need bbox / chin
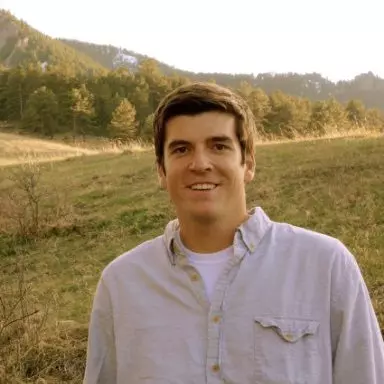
[187,207,221,223]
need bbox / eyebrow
[167,135,233,151]
[167,140,190,151]
[210,135,233,144]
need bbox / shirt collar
[163,206,273,266]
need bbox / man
[83,82,384,383]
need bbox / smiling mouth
[188,183,218,191]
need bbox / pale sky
[1,0,383,82]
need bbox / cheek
[223,166,246,182]
[165,169,183,194]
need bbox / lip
[187,183,219,190]
[187,182,219,187]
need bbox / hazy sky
[1,0,383,82]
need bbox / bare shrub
[0,160,75,240]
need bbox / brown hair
[153,82,257,171]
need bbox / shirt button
[284,333,294,341]
[212,315,221,323]
[212,363,220,373]
[190,273,199,281]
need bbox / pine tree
[108,98,137,140]
[5,66,27,120]
[69,84,95,139]
[141,113,154,141]
[21,86,59,137]
[309,98,348,135]
[346,100,366,127]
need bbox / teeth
[190,183,216,190]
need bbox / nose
[188,148,212,172]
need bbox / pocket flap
[254,316,319,343]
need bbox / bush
[0,160,75,240]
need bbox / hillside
[61,39,384,110]
[59,38,151,73]
[0,135,383,382]
[0,10,106,76]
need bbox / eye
[173,146,188,154]
[214,143,227,151]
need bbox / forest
[1,60,383,142]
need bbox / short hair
[153,82,257,170]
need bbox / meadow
[0,132,383,383]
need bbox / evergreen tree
[69,84,95,138]
[21,86,59,137]
[264,91,310,138]
[108,98,137,140]
[5,65,27,120]
[141,113,154,141]
[346,99,366,127]
[309,98,348,135]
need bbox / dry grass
[0,133,99,166]
[75,137,154,154]
[0,133,154,167]
[254,125,383,145]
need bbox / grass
[0,132,99,166]
[0,133,383,382]
[0,131,153,167]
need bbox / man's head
[154,82,257,172]
[153,82,257,226]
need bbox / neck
[178,213,249,253]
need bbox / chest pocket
[253,316,321,384]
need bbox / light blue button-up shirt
[83,207,384,384]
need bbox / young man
[83,82,384,384]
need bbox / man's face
[158,111,255,225]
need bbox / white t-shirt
[177,233,233,302]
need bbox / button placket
[173,242,209,308]
[206,251,246,382]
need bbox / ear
[157,163,167,190]
[244,154,255,184]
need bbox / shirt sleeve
[331,241,384,384]
[83,276,117,384]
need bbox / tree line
[0,59,383,142]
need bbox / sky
[1,0,383,82]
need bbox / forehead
[164,111,237,143]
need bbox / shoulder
[249,207,349,263]
[273,219,344,252]
[270,219,357,270]
[270,220,364,294]
[100,234,167,280]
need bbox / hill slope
[0,10,107,76]
[59,38,147,73]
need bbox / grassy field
[0,132,101,166]
[0,131,153,167]
[0,134,383,383]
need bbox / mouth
[188,183,218,191]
